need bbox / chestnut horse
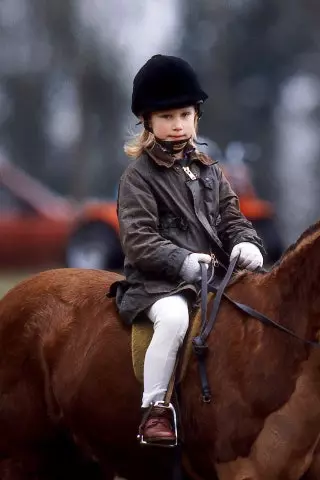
[2,222,320,480]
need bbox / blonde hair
[124,129,155,158]
[124,113,200,159]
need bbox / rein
[192,257,320,403]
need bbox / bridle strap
[193,257,320,403]
[220,293,320,348]
[199,256,238,343]
[192,257,238,402]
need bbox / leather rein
[192,256,320,403]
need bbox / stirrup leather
[137,401,178,448]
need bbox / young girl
[116,54,264,444]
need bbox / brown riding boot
[141,407,176,444]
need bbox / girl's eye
[160,114,171,119]
[182,111,191,118]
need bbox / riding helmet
[131,54,208,117]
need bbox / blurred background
[1,0,320,296]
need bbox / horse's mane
[271,220,320,269]
[230,221,320,281]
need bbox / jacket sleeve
[216,166,266,254]
[117,167,191,280]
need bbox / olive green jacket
[114,143,264,324]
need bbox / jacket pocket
[202,177,213,189]
[159,213,189,234]
[200,176,219,221]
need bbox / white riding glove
[230,242,263,271]
[180,253,212,283]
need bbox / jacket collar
[145,141,215,168]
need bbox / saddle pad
[132,293,215,384]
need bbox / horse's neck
[274,235,320,335]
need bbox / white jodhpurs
[141,294,189,408]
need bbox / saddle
[131,294,215,385]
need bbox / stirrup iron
[137,401,178,448]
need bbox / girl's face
[149,106,196,141]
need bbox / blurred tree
[0,0,126,198]
[43,0,125,199]
[181,0,320,199]
[0,0,49,180]
[1,0,320,216]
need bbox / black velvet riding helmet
[131,54,208,117]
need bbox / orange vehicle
[65,140,283,270]
[0,156,76,268]
[65,200,123,270]
[0,145,282,271]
